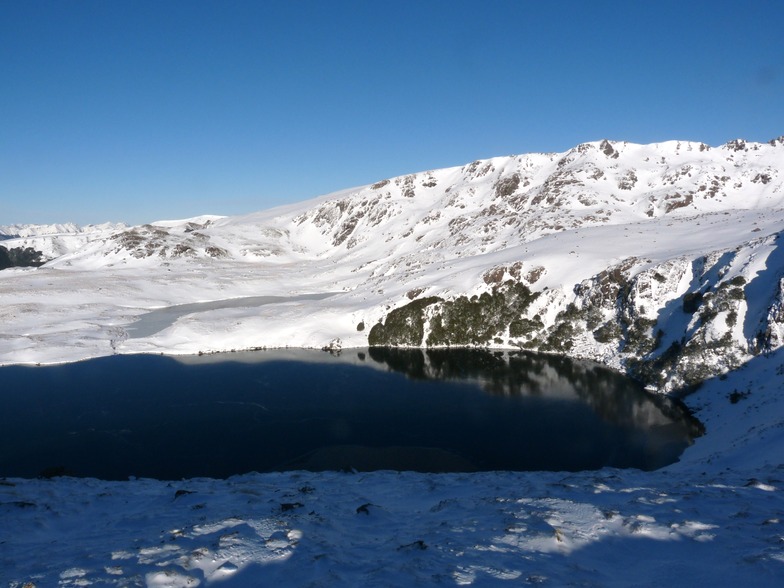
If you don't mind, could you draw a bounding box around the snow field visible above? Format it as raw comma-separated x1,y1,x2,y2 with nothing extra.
2,465,782,586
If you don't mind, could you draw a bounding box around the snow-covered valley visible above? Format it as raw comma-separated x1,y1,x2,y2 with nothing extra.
2,138,784,586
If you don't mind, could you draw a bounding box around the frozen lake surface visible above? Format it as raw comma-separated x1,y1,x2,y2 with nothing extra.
125,292,337,339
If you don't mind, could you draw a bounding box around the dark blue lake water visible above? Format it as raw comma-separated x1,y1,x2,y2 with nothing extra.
0,348,700,480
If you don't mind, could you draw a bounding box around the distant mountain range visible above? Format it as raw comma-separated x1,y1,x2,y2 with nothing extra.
2,137,784,392
0,222,127,260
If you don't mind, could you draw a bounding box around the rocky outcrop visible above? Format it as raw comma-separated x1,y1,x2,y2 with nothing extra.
368,233,784,394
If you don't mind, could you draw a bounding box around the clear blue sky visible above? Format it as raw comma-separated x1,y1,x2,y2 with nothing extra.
2,0,783,226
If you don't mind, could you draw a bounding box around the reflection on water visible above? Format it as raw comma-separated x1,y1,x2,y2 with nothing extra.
0,349,700,480
367,348,700,434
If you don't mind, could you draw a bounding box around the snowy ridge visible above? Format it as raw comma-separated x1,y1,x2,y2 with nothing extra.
0,222,83,238
36,138,784,267
0,221,127,261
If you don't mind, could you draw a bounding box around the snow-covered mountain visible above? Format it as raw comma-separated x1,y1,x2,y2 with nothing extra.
2,137,784,392
40,138,784,266
0,221,127,262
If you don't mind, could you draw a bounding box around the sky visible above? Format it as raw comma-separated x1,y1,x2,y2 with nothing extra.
2,0,783,226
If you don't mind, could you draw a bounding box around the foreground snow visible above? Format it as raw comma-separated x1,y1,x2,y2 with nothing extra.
3,468,782,587
2,349,783,587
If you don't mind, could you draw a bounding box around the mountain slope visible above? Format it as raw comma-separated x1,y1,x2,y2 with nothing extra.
42,138,784,268
0,222,127,261
2,138,784,392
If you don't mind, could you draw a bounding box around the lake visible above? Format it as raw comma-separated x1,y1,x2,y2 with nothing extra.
0,348,700,480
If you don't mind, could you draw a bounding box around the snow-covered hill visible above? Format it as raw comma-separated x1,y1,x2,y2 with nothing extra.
39,138,784,266
2,137,784,392
0,221,127,262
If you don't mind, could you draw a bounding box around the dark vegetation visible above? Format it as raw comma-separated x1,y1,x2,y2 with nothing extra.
0,246,45,270
368,297,442,346
368,281,539,348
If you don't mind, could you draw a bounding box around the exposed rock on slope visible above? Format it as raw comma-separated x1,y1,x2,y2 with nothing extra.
0,222,127,264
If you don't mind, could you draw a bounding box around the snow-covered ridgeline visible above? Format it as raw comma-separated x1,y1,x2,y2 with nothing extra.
0,222,127,261
0,222,83,238
25,137,784,267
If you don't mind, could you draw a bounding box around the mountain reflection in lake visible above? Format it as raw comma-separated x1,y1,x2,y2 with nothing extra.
0,349,700,480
